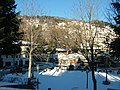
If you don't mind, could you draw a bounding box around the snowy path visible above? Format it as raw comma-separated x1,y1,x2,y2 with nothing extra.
1,69,120,90
39,69,120,90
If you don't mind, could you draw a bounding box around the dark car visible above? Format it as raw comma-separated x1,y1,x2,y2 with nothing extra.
10,66,22,73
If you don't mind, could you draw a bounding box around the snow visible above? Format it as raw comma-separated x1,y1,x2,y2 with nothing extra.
0,68,120,90
39,70,120,90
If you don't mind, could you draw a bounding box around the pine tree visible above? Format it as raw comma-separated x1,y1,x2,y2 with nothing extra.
0,0,21,54
110,0,120,57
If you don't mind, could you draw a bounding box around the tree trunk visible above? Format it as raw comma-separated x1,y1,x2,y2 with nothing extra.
28,51,32,84
91,67,97,90
91,45,97,90
66,50,69,55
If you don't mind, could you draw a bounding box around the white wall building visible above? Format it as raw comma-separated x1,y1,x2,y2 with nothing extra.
0,41,29,67
0,53,28,67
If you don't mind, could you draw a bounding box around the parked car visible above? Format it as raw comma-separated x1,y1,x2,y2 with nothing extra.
5,66,22,73
10,67,22,73
3,66,15,73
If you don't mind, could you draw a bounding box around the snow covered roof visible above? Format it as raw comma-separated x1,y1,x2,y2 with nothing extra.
20,41,31,45
56,48,67,52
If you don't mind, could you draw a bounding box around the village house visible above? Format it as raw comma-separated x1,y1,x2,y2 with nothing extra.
0,41,29,68
54,48,87,69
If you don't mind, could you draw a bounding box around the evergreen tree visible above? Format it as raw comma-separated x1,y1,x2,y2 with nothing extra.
110,0,120,57
0,0,21,54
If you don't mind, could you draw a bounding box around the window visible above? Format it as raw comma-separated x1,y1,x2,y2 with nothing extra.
15,61,18,65
16,55,18,58
19,55,21,58
6,55,8,58
5,62,11,66
12,55,14,58
25,61,29,64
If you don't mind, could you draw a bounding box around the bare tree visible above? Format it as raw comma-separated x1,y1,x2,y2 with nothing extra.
19,0,46,84
71,0,102,90
20,20,45,77
48,25,62,49
60,26,73,54
48,22,75,55
55,22,77,55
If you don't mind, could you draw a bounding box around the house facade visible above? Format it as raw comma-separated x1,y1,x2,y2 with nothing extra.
55,48,86,68
0,41,29,68
0,53,28,67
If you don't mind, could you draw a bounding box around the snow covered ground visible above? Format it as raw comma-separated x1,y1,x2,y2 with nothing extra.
0,68,120,90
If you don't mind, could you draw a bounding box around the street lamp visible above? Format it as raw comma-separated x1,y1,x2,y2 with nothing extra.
85,65,89,89
86,69,89,89
103,68,110,85
103,36,110,85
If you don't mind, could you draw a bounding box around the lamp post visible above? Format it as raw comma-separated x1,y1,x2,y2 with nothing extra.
85,65,89,89
103,67,110,85
86,69,89,89
103,36,110,85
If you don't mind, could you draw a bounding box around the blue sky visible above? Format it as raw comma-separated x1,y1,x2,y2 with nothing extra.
15,0,112,21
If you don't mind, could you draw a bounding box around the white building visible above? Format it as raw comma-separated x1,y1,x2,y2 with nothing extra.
0,53,28,67
0,41,29,67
